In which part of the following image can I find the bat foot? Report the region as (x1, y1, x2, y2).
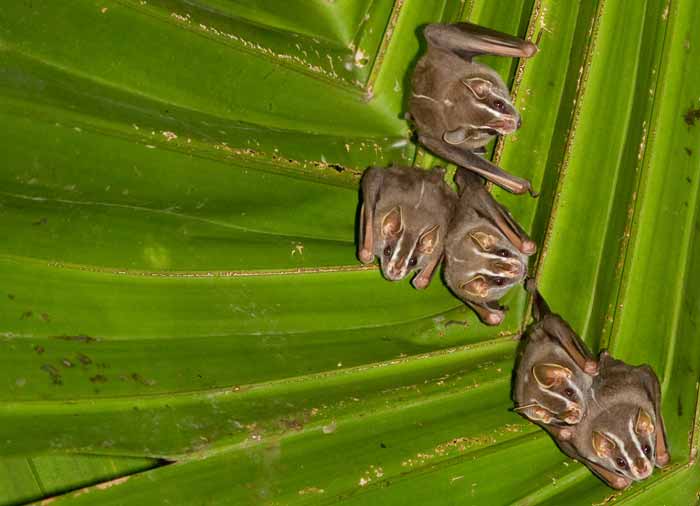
(528, 186, 539, 198)
(609, 476, 631, 490)
(483, 311, 505, 326)
(521, 239, 537, 255)
(656, 452, 670, 467)
(557, 427, 573, 440)
(358, 249, 374, 264)
(584, 360, 599, 375)
(411, 276, 429, 290)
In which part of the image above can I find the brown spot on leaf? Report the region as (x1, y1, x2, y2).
(8, 294, 15, 300)
(685, 147, 693, 156)
(684, 107, 700, 127)
(131, 373, 155, 386)
(20, 310, 33, 320)
(32, 217, 48, 226)
(41, 313, 50, 322)
(52, 334, 97, 343)
(76, 353, 92, 365)
(95, 476, 130, 490)
(90, 374, 108, 384)
(34, 345, 45, 354)
(41, 364, 62, 385)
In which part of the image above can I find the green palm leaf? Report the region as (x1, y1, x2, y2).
(1, 0, 698, 504)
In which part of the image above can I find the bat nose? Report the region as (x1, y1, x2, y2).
(633, 458, 651, 478)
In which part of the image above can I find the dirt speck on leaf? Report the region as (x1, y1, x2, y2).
(684, 107, 700, 127)
(76, 353, 92, 365)
(95, 476, 130, 490)
(52, 334, 97, 343)
(41, 364, 62, 385)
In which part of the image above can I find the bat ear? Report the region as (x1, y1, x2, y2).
(417, 224, 440, 254)
(592, 431, 617, 457)
(460, 275, 488, 298)
(382, 207, 403, 238)
(443, 128, 468, 145)
(469, 231, 496, 251)
(635, 409, 655, 435)
(532, 363, 572, 388)
(462, 77, 492, 100)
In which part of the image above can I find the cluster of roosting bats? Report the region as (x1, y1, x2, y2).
(356, 22, 669, 489)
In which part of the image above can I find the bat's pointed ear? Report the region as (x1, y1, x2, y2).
(443, 128, 468, 145)
(462, 77, 492, 100)
(469, 231, 496, 251)
(532, 363, 572, 388)
(382, 206, 403, 238)
(417, 224, 440, 254)
(635, 409, 655, 435)
(460, 275, 488, 298)
(592, 431, 616, 457)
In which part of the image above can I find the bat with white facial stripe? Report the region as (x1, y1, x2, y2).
(358, 165, 456, 289)
(513, 285, 599, 429)
(555, 351, 670, 489)
(409, 22, 538, 196)
(443, 168, 535, 324)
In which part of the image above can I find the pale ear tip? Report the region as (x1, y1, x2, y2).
(657, 453, 670, 467)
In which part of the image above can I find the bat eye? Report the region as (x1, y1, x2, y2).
(564, 388, 575, 399)
(408, 256, 418, 267)
(493, 99, 506, 112)
(615, 458, 628, 469)
(383, 246, 392, 258)
(494, 278, 505, 287)
(643, 444, 652, 457)
(497, 248, 510, 258)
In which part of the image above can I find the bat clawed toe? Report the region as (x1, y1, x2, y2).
(584, 360, 599, 375)
(557, 427, 573, 440)
(358, 249, 374, 264)
(483, 310, 505, 326)
(521, 239, 537, 255)
(610, 476, 630, 490)
(522, 41, 538, 58)
(656, 452, 670, 467)
(411, 275, 429, 290)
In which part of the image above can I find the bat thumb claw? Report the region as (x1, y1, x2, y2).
(528, 186, 539, 198)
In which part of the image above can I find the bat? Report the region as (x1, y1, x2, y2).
(409, 22, 538, 196)
(357, 165, 456, 289)
(555, 351, 670, 489)
(443, 168, 536, 324)
(513, 284, 599, 429)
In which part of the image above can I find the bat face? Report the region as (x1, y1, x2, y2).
(358, 166, 456, 289)
(375, 205, 441, 281)
(444, 220, 528, 304)
(513, 315, 594, 427)
(407, 22, 538, 196)
(529, 363, 588, 424)
(586, 404, 658, 482)
(441, 66, 521, 147)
